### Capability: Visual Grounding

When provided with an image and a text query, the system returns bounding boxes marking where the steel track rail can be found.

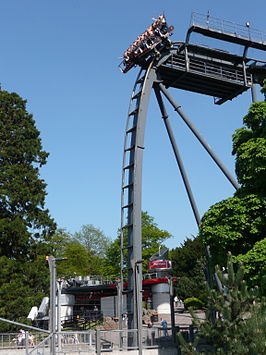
[120,62,156,351]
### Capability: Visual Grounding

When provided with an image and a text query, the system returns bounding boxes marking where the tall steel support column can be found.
[47,256,56,355]
[154,84,201,226]
[158,83,240,190]
[46,256,66,355]
[251,84,257,103]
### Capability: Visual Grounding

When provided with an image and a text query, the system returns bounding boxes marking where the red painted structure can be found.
[62,277,170,301]
[148,260,172,270]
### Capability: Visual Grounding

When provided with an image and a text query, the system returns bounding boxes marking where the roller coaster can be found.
[119,11,266,351]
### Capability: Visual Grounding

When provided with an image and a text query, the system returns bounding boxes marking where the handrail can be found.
[27,333,53,355]
[190,12,266,44]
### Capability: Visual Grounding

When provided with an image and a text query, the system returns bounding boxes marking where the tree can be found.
[170,237,205,277]
[170,237,207,302]
[42,228,108,278]
[0,90,56,330]
[104,236,121,277]
[236,238,266,292]
[0,90,56,258]
[0,255,50,331]
[232,101,266,196]
[104,211,172,277]
[46,229,90,278]
[73,224,112,276]
[74,224,111,257]
[178,254,266,355]
[141,211,173,271]
[199,82,266,289]
[199,195,266,267]
[56,239,92,277]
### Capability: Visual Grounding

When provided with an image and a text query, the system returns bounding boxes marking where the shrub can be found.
[183,297,204,310]
[178,254,266,355]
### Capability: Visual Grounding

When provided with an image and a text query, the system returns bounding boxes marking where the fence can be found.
[0,332,48,350]
[0,326,182,354]
[166,53,252,86]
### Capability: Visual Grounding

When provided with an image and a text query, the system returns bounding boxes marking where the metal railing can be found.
[66,275,115,287]
[0,327,177,354]
[0,332,48,350]
[190,12,266,44]
[165,53,252,85]
[27,333,53,355]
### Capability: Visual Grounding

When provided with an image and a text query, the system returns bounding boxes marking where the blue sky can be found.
[0,1,265,249]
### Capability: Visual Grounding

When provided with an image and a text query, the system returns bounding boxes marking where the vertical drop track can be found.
[120,63,156,339]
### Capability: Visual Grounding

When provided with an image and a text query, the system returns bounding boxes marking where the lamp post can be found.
[46,256,67,355]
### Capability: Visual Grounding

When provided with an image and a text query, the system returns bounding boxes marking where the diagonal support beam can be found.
[158,83,240,190]
[154,84,201,227]
[0,317,50,333]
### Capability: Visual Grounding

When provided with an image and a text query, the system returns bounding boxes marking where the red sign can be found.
[148,260,172,270]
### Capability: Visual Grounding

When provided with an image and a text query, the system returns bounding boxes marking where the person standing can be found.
[174,296,178,308]
[160,319,168,336]
[17,329,26,346]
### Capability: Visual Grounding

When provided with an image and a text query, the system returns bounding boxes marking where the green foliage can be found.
[235,238,266,292]
[104,211,172,277]
[175,275,207,304]
[174,276,200,301]
[0,90,56,257]
[0,256,50,331]
[179,254,266,355]
[56,239,91,278]
[104,236,121,277]
[183,297,204,310]
[65,224,112,277]
[232,101,266,195]
[170,237,207,302]
[141,211,172,272]
[47,228,110,278]
[0,90,56,330]
[199,90,266,290]
[170,237,205,277]
[74,224,111,257]
[199,195,266,267]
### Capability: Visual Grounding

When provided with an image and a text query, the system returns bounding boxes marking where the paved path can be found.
[154,308,205,327]
[175,309,205,326]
